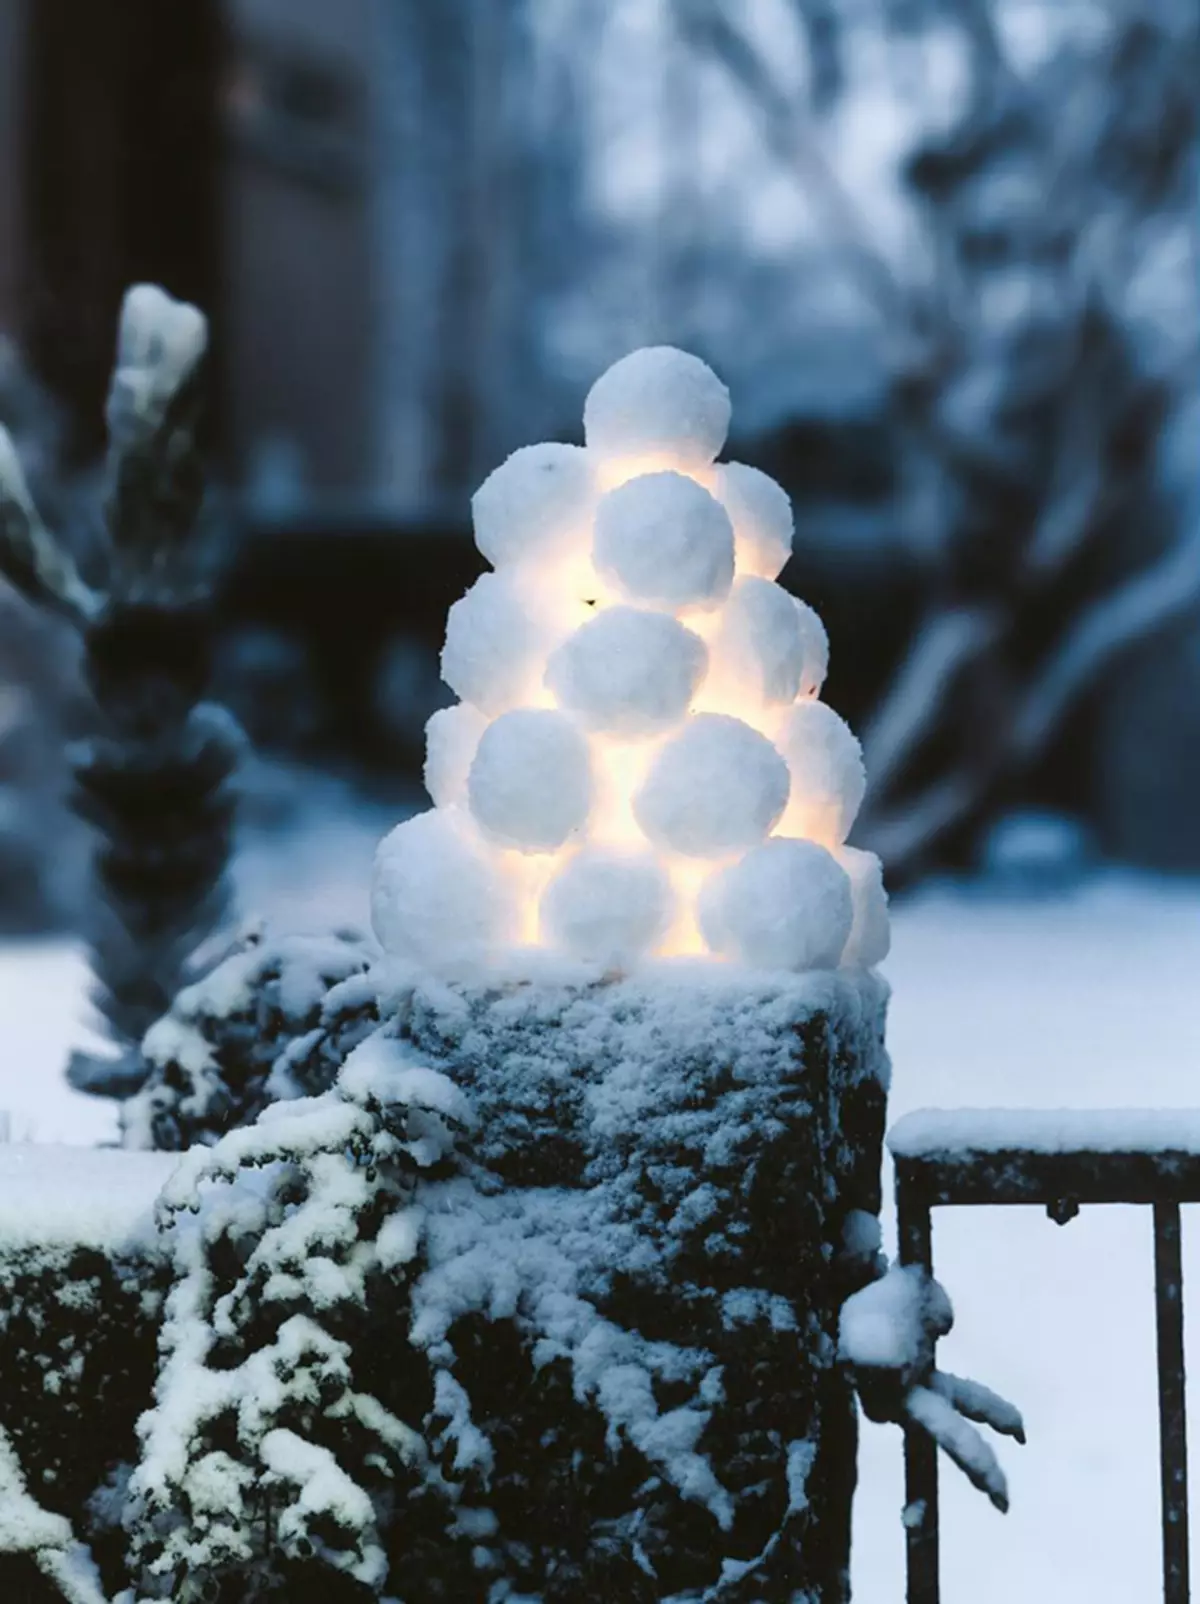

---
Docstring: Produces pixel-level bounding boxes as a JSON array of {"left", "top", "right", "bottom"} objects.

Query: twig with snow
[{"left": 838, "top": 1263, "right": 1024, "bottom": 1513}]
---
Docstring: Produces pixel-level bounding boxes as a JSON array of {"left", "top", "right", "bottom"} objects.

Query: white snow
[
  {"left": 583, "top": 345, "right": 731, "bottom": 470},
  {"left": 470, "top": 442, "right": 595, "bottom": 570},
  {"left": 775, "top": 697, "right": 868, "bottom": 847},
  {"left": 592, "top": 471, "right": 735, "bottom": 611},
  {"left": 2, "top": 839, "right": 1199, "bottom": 1601},
  {"left": 701, "top": 576, "right": 809, "bottom": 711},
  {"left": 839, "top": 1263, "right": 937, "bottom": 1371},
  {"left": 698, "top": 837, "right": 853, "bottom": 972},
  {"left": 424, "top": 702, "right": 488, "bottom": 809},
  {"left": 467, "top": 708, "right": 593, "bottom": 852},
  {"left": 0, "top": 1143, "right": 175, "bottom": 1251},
  {"left": 852, "top": 871, "right": 1200, "bottom": 1604},
  {"left": 371, "top": 808, "right": 516, "bottom": 969},
  {"left": 793, "top": 598, "right": 830, "bottom": 698},
  {"left": 633, "top": 713, "right": 790, "bottom": 857},
  {"left": 545, "top": 606, "right": 708, "bottom": 736},
  {"left": 716, "top": 460, "right": 795, "bottom": 581},
  {"left": 891, "top": 1106, "right": 1200, "bottom": 1158},
  {"left": 440, "top": 570, "right": 559, "bottom": 716},
  {"left": 540, "top": 847, "right": 674, "bottom": 965},
  {"left": 836, "top": 845, "right": 892, "bottom": 969}
]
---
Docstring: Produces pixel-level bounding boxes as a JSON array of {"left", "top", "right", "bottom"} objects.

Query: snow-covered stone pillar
[{"left": 369, "top": 347, "right": 892, "bottom": 1598}]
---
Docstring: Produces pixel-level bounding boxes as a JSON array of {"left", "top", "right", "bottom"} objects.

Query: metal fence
[{"left": 889, "top": 1109, "right": 1197, "bottom": 1604}]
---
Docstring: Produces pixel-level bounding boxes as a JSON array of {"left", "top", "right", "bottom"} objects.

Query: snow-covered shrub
[
  {"left": 123, "top": 926, "right": 379, "bottom": 1151},
  {"left": 0, "top": 286, "right": 244, "bottom": 1101},
  {"left": 0, "top": 1148, "right": 174, "bottom": 1604},
  {"left": 120, "top": 961, "right": 888, "bottom": 1602}
]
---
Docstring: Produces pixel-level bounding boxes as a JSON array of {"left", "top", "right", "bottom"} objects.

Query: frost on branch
[{"left": 838, "top": 1264, "right": 1024, "bottom": 1513}]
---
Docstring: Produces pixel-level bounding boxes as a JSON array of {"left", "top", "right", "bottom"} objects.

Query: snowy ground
[{"left": 1, "top": 836, "right": 1198, "bottom": 1601}]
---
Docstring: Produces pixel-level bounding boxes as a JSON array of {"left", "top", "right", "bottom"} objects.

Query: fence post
[
  {"left": 1153, "top": 1200, "right": 1189, "bottom": 1604},
  {"left": 896, "top": 1160, "right": 939, "bottom": 1604}
]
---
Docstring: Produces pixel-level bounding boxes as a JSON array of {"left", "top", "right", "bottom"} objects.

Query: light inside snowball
[
  {"left": 593, "top": 471, "right": 735, "bottom": 612},
  {"left": 371, "top": 808, "right": 514, "bottom": 970},
  {"left": 467, "top": 707, "right": 592, "bottom": 853},
  {"left": 424, "top": 702, "right": 488, "bottom": 808},
  {"left": 541, "top": 849, "right": 674, "bottom": 965},
  {"left": 471, "top": 442, "right": 594, "bottom": 569},
  {"left": 698, "top": 837, "right": 853, "bottom": 972},
  {"left": 775, "top": 699, "right": 867, "bottom": 847},
  {"left": 583, "top": 345, "right": 731, "bottom": 468},
  {"left": 633, "top": 712, "right": 790, "bottom": 858},
  {"left": 717, "top": 461, "right": 794, "bottom": 580},
  {"left": 545, "top": 606, "right": 707, "bottom": 736}
]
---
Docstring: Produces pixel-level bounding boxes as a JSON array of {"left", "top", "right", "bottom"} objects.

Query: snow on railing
[{"left": 889, "top": 1108, "right": 1195, "bottom": 1604}]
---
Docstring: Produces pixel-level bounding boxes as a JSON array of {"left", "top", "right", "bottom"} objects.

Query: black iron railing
[{"left": 889, "top": 1109, "right": 1198, "bottom": 1604}]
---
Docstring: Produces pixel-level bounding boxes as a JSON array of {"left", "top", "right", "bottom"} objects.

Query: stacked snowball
[{"left": 373, "top": 347, "right": 889, "bottom": 976}]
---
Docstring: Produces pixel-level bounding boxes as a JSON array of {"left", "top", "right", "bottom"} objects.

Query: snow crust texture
[
  {"left": 374, "top": 345, "right": 890, "bottom": 980},
  {"left": 11, "top": 966, "right": 882, "bottom": 1602}
]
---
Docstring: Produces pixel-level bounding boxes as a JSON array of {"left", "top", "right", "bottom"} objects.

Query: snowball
[
  {"left": 593, "top": 472, "right": 735, "bottom": 612},
  {"left": 775, "top": 699, "right": 867, "bottom": 847},
  {"left": 541, "top": 849, "right": 674, "bottom": 965},
  {"left": 698, "top": 838, "right": 853, "bottom": 972},
  {"left": 705, "top": 577, "right": 807, "bottom": 710},
  {"left": 470, "top": 442, "right": 594, "bottom": 569},
  {"left": 717, "top": 461, "right": 794, "bottom": 580},
  {"left": 793, "top": 597, "right": 830, "bottom": 698},
  {"left": 583, "top": 346, "right": 731, "bottom": 469},
  {"left": 467, "top": 708, "right": 592, "bottom": 852},
  {"left": 371, "top": 809, "right": 513, "bottom": 969},
  {"left": 424, "top": 702, "right": 488, "bottom": 808},
  {"left": 545, "top": 607, "right": 707, "bottom": 736},
  {"left": 835, "top": 845, "right": 890, "bottom": 968},
  {"left": 634, "top": 714, "right": 790, "bottom": 858},
  {"left": 440, "top": 570, "right": 547, "bottom": 716}
]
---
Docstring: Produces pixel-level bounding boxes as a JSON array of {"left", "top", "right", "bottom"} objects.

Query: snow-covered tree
[{"left": 0, "top": 285, "right": 243, "bottom": 1100}]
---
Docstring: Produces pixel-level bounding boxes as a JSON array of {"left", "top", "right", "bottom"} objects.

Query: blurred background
[
  {"left": 0, "top": 0, "right": 1196, "bottom": 935},
  {"left": 0, "top": 10, "right": 1198, "bottom": 1597}
]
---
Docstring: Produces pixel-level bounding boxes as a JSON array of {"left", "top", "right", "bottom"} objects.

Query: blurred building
[{"left": 0, "top": 0, "right": 575, "bottom": 513}]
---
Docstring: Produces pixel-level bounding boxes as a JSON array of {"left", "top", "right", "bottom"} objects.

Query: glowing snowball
[
  {"left": 583, "top": 345, "right": 731, "bottom": 468},
  {"left": 707, "top": 577, "right": 807, "bottom": 709},
  {"left": 836, "top": 846, "right": 891, "bottom": 968},
  {"left": 471, "top": 442, "right": 594, "bottom": 569},
  {"left": 441, "top": 571, "right": 546, "bottom": 716},
  {"left": 698, "top": 837, "right": 853, "bottom": 972},
  {"left": 794, "top": 598, "right": 830, "bottom": 698},
  {"left": 634, "top": 713, "right": 790, "bottom": 858},
  {"left": 371, "top": 809, "right": 513, "bottom": 969},
  {"left": 717, "top": 461, "right": 794, "bottom": 580},
  {"left": 593, "top": 471, "right": 735, "bottom": 611},
  {"left": 776, "top": 700, "right": 867, "bottom": 847},
  {"left": 424, "top": 702, "right": 488, "bottom": 808},
  {"left": 545, "top": 607, "right": 707, "bottom": 736},
  {"left": 541, "top": 849, "right": 674, "bottom": 965},
  {"left": 467, "top": 708, "right": 592, "bottom": 852}
]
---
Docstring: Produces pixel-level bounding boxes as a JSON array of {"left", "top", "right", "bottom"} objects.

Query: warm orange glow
[{"left": 588, "top": 737, "right": 660, "bottom": 849}]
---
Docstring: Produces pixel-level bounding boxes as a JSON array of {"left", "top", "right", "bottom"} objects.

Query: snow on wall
[{"left": 0, "top": 1144, "right": 175, "bottom": 1252}]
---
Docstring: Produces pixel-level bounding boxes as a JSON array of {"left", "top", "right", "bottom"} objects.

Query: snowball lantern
[{"left": 373, "top": 345, "right": 888, "bottom": 975}]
